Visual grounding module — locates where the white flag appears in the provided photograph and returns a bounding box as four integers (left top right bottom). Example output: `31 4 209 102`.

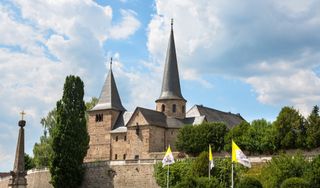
232 140 251 168
162 145 175 167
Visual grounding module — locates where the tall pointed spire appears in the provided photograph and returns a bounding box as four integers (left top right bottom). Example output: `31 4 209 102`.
9 112 27 187
156 19 185 102
91 58 126 111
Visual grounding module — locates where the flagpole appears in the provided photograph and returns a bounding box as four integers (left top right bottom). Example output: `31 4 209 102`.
231 162 234 188
208 160 211 180
167 164 169 188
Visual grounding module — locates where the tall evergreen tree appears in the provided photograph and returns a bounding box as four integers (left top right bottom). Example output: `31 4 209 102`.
50 75 89 188
306 105 320 149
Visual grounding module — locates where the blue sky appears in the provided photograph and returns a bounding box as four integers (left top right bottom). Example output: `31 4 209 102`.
1 0 320 171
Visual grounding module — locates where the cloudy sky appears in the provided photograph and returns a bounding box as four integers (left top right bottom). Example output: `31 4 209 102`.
1 0 320 171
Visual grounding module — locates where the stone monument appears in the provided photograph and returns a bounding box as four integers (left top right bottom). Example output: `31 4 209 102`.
8 111 27 188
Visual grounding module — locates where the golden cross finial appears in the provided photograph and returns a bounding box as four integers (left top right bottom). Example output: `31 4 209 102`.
20 110 26 120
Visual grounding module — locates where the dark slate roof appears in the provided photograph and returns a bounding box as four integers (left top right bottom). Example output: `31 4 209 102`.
156 22 185 102
137 107 167 127
187 105 245 129
91 62 126 111
111 111 133 132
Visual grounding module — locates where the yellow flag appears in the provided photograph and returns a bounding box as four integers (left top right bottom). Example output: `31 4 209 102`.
162 145 175 167
209 145 214 169
232 140 251 168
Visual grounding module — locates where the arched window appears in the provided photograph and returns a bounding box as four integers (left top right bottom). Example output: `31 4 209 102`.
172 104 176 113
115 136 118 142
161 104 165 112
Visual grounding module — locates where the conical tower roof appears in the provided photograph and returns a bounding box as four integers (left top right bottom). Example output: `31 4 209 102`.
156 20 185 102
91 59 126 111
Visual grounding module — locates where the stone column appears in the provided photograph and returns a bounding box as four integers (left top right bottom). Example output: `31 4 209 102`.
8 117 27 188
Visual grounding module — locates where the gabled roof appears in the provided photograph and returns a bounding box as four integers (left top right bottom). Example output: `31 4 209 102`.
156 20 185 102
187 105 245 129
91 60 126 111
135 107 167 127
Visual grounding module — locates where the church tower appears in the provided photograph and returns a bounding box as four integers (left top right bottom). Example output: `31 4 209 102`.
85 59 126 161
156 20 186 119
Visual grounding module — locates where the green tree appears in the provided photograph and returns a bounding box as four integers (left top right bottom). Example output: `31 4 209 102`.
306 105 320 149
24 153 35 171
280 177 309 188
224 121 250 152
33 136 52 168
50 75 89 188
273 107 306 149
33 97 97 168
176 122 228 156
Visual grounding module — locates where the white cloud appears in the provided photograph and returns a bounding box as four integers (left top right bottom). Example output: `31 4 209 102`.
109 9 141 40
0 1 141 171
147 0 320 115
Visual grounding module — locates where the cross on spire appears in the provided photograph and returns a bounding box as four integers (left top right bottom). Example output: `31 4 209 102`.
20 110 26 120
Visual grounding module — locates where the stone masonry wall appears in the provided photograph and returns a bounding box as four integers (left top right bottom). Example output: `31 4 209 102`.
0 169 52 188
156 99 186 119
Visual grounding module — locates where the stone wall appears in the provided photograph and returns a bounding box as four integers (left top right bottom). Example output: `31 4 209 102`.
0 169 52 188
156 99 186 119
0 161 161 188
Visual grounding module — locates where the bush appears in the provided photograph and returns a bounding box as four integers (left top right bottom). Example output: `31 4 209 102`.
260 153 307 188
303 155 320 188
154 159 192 187
237 176 262 188
280 177 309 188
174 177 222 188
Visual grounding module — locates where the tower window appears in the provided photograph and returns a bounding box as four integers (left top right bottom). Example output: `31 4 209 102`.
115 136 118 142
115 154 117 160
134 155 139 160
172 104 176 113
124 135 127 141
95 114 103 122
136 123 140 135
161 104 165 112
123 154 126 160
182 105 185 113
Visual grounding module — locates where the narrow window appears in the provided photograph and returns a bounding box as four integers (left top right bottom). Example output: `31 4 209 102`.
182 105 185 113
123 154 126 160
124 135 127 141
95 114 103 122
134 155 139 160
172 104 176 113
161 104 165 112
115 154 117 160
136 123 140 135
115 136 118 142
171 130 174 135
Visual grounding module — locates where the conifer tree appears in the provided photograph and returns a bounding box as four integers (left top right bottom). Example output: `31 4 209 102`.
50 75 89 188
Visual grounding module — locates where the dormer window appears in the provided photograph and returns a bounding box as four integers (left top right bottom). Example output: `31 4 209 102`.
161 104 165 112
172 104 176 113
95 114 103 122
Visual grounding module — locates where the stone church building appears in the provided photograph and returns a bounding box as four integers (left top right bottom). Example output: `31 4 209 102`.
84 23 244 162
